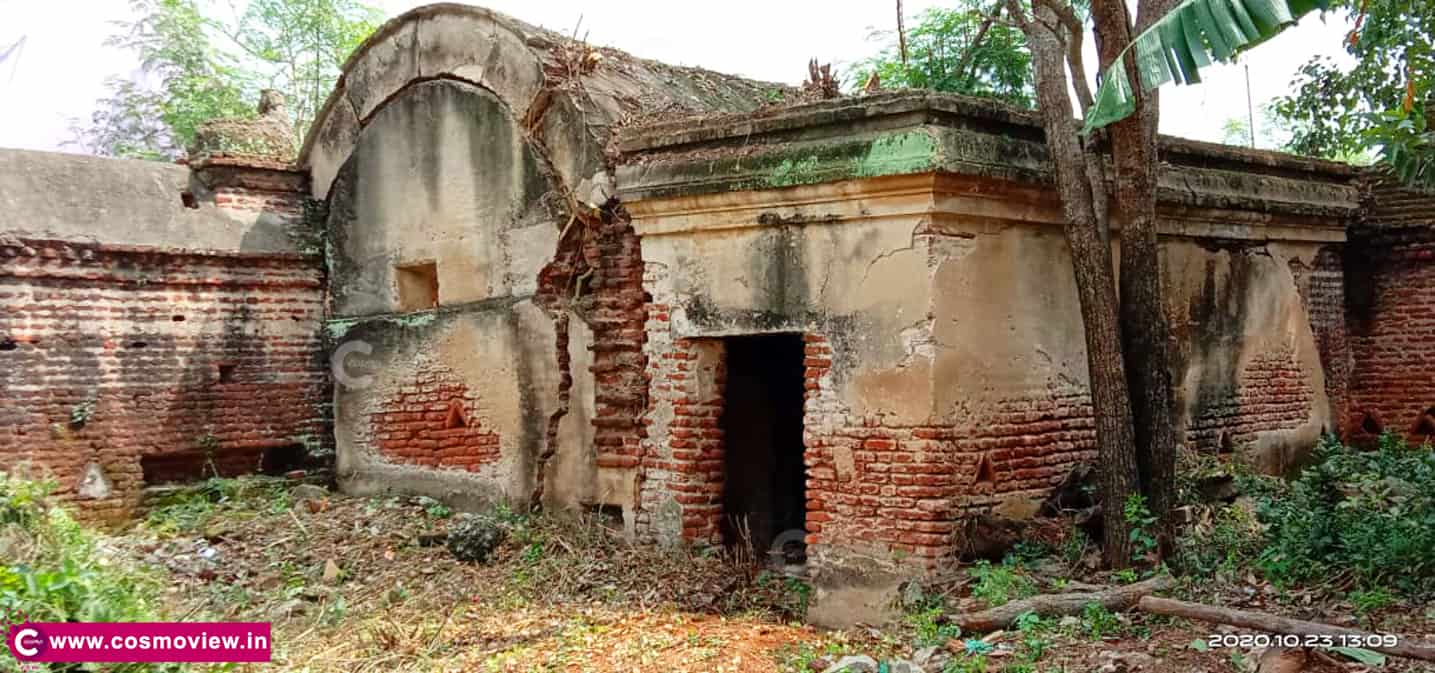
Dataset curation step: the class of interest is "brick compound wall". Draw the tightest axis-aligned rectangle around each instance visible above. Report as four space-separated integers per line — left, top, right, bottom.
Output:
1347 183 1435 443
0 238 328 521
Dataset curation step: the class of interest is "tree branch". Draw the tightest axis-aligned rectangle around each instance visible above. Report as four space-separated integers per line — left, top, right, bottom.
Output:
1033 0 1095 113
897 0 909 66
952 9 1000 88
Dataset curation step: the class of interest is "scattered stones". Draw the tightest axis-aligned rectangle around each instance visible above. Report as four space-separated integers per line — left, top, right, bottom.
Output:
900 580 929 610
445 514 506 563
322 559 342 583
1095 650 1157 672
291 484 329 504
819 654 880 673
910 646 940 668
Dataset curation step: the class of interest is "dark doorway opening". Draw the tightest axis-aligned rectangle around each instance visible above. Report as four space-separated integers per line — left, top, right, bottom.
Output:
720 333 808 565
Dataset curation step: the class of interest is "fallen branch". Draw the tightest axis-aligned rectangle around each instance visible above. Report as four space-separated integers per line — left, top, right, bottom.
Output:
955 575 1173 632
1137 596 1435 663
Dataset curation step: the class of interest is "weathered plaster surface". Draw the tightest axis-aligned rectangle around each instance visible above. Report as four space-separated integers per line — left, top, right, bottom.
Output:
0 149 302 253
617 92 1362 625
308 4 775 513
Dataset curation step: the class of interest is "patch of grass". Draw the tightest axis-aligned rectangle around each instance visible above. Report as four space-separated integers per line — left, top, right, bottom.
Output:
144 476 292 534
772 638 852 673
1350 586 1395 618
1081 602 1122 640
969 559 1037 608
906 605 961 647
942 654 988 673
1 471 192 671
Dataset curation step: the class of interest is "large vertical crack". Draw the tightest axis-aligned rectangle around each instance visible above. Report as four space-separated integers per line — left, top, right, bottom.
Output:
529 311 571 508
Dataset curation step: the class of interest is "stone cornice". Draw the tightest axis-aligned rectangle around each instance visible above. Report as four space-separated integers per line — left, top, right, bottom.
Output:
615 92 1360 234
627 172 1346 243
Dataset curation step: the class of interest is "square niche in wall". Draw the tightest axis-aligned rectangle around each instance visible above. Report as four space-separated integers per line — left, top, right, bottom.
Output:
395 261 439 311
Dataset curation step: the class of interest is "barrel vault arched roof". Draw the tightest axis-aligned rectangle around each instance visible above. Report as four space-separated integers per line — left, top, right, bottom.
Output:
300 2 784 200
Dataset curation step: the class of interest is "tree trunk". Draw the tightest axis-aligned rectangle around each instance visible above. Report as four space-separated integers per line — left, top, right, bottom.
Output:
955 576 1174 632
1016 1 1142 568
1091 0 1179 558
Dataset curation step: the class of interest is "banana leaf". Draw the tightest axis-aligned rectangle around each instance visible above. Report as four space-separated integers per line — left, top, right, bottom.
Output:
1082 0 1330 134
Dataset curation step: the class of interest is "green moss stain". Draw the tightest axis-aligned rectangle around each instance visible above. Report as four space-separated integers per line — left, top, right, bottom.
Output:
852 131 938 178
324 311 437 340
765 156 823 188
751 130 939 191
325 320 356 340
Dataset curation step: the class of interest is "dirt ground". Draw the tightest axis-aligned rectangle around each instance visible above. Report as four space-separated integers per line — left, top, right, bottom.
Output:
112 479 1435 673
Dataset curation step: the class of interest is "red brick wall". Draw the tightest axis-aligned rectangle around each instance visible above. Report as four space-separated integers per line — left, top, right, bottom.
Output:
1185 347 1315 453
1300 247 1352 432
631 319 1099 564
368 365 502 471
634 331 726 544
802 334 1097 566
1347 184 1435 442
536 212 649 473
0 237 328 521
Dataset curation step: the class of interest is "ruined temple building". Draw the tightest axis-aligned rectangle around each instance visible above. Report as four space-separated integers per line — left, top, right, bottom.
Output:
3 3 1433 621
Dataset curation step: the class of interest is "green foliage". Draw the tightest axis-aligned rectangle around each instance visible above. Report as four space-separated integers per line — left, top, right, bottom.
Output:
1006 611 1053 671
1175 497 1266 579
1256 433 1435 595
222 0 383 135
1271 0 1434 183
1080 602 1122 640
907 605 962 647
416 496 452 519
1124 493 1159 559
942 654 988 673
73 0 252 160
145 476 292 534
1366 108 1435 186
850 4 1033 107
1349 586 1395 617
1084 0 1332 133
969 559 1037 607
0 473 182 671
72 0 380 160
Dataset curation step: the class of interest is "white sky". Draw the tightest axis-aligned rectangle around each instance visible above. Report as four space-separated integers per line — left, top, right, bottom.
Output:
0 0 1355 155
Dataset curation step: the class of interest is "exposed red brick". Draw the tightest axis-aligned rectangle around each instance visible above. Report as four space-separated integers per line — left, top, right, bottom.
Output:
0 237 328 522
1346 183 1435 444
368 365 501 471
1185 347 1314 453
